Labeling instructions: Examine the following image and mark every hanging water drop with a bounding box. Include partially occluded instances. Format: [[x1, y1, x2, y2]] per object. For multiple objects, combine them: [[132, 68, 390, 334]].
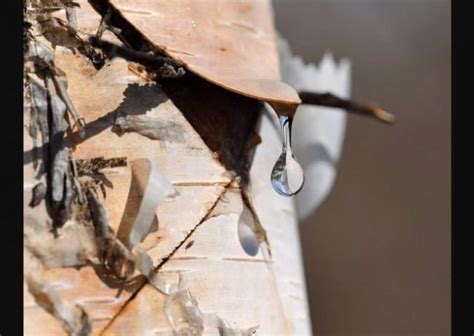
[[271, 115, 305, 197]]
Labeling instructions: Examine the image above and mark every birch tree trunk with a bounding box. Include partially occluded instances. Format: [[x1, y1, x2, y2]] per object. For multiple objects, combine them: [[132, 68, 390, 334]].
[[24, 1, 349, 335]]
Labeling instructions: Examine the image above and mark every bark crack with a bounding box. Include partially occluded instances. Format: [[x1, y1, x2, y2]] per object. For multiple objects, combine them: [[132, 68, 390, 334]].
[[98, 178, 235, 335]]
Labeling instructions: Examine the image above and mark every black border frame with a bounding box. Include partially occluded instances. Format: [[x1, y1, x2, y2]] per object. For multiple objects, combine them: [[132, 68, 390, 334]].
[[4, 0, 461, 334]]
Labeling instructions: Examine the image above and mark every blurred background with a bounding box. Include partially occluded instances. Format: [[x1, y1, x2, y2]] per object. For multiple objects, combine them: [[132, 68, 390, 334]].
[[273, 0, 450, 335]]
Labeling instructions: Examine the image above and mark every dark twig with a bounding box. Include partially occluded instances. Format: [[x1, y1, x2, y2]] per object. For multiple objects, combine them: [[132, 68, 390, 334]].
[[298, 91, 395, 124], [51, 71, 86, 137], [30, 182, 47, 207], [88, 37, 185, 78], [95, 7, 113, 39], [86, 187, 135, 281]]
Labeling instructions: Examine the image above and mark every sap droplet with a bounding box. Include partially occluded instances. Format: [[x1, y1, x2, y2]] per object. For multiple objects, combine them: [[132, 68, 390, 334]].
[[271, 115, 305, 196]]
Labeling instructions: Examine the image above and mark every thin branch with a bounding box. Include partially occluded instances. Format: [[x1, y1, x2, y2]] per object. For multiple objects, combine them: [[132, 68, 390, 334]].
[[95, 7, 112, 39], [298, 91, 395, 124], [88, 37, 185, 78], [51, 71, 86, 136]]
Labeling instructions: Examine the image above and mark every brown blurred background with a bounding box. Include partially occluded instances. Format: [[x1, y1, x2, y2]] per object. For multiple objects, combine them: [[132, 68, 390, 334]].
[[273, 1, 450, 335]]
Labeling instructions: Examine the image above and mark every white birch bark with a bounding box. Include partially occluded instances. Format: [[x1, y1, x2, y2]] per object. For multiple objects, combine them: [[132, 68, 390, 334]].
[[23, 1, 350, 335]]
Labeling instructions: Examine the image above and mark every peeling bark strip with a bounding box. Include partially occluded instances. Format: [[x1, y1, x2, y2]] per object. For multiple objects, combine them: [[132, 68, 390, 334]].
[[163, 278, 205, 335], [96, 0, 301, 105], [51, 72, 86, 135], [25, 28, 88, 230], [113, 115, 186, 142], [25, 39, 85, 134], [86, 187, 135, 281], [30, 181, 47, 207], [116, 159, 176, 247], [28, 75, 50, 145]]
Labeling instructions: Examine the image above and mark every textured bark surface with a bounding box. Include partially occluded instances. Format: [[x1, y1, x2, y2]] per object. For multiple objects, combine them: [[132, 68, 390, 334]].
[[24, 1, 314, 335], [103, 0, 300, 105]]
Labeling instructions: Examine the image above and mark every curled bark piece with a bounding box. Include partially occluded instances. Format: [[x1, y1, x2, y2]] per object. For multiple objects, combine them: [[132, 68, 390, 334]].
[[30, 181, 47, 207], [70, 159, 84, 204], [157, 62, 187, 79], [132, 246, 259, 336], [113, 115, 185, 142], [128, 159, 176, 247], [52, 73, 86, 137], [25, 273, 92, 336], [87, 184, 119, 238], [28, 75, 50, 145], [26, 38, 85, 137], [216, 317, 259, 336], [132, 246, 177, 295], [164, 275, 205, 336], [45, 73, 76, 230], [116, 158, 175, 247], [25, 40, 54, 67], [28, 100, 39, 154], [82, 157, 175, 286], [28, 76, 49, 174], [46, 73, 71, 205], [103, 0, 300, 105], [64, 1, 79, 31], [105, 237, 135, 281], [51, 147, 69, 203], [86, 188, 135, 280], [24, 219, 97, 269], [51, 165, 76, 231]]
